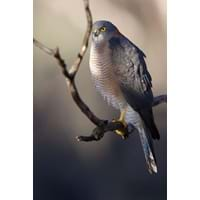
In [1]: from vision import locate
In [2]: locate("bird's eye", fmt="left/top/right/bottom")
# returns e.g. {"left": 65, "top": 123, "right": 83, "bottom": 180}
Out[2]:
{"left": 100, "top": 26, "right": 106, "bottom": 32}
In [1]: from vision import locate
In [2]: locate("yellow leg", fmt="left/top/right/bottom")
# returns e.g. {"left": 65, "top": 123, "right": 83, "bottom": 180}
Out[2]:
{"left": 113, "top": 108, "right": 127, "bottom": 139}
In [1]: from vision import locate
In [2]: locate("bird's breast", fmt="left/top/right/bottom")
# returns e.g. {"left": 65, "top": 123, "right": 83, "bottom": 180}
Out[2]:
{"left": 89, "top": 44, "right": 126, "bottom": 109}
{"left": 89, "top": 45, "right": 112, "bottom": 80}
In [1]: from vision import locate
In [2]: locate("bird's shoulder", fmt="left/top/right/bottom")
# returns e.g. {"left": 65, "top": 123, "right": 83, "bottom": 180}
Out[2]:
{"left": 108, "top": 35, "right": 146, "bottom": 60}
{"left": 108, "top": 34, "right": 153, "bottom": 95}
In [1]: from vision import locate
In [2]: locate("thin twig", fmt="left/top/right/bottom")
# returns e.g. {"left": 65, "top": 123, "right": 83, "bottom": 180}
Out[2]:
{"left": 33, "top": 38, "right": 55, "bottom": 56}
{"left": 153, "top": 95, "right": 167, "bottom": 106}
{"left": 33, "top": 0, "right": 167, "bottom": 142}
{"left": 69, "top": 0, "right": 93, "bottom": 77}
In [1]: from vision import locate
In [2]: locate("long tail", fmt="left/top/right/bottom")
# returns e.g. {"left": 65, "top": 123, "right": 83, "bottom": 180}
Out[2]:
{"left": 138, "top": 126, "right": 157, "bottom": 174}
{"left": 125, "top": 106, "right": 158, "bottom": 174}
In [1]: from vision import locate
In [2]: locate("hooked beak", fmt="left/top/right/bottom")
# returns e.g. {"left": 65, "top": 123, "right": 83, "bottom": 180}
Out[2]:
{"left": 93, "top": 29, "right": 100, "bottom": 37}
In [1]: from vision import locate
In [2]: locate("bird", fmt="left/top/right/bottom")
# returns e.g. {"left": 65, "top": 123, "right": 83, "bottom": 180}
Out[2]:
{"left": 89, "top": 20, "right": 160, "bottom": 174}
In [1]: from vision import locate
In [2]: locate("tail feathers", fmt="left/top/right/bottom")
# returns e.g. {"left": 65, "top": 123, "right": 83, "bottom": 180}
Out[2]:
{"left": 138, "top": 126, "right": 158, "bottom": 174}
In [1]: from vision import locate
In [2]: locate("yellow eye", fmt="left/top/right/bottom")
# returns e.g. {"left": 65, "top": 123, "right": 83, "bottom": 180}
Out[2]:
{"left": 100, "top": 26, "right": 106, "bottom": 32}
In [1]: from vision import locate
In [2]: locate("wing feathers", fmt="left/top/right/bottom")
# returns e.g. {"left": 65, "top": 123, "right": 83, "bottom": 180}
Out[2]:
{"left": 110, "top": 35, "right": 160, "bottom": 140}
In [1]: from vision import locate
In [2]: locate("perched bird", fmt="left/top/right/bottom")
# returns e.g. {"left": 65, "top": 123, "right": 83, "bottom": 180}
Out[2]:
{"left": 89, "top": 20, "right": 160, "bottom": 174}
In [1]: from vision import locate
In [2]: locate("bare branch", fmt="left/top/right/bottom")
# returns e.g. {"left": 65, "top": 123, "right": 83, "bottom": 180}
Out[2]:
{"left": 69, "top": 0, "right": 93, "bottom": 77}
{"left": 153, "top": 95, "right": 167, "bottom": 106}
{"left": 33, "top": 0, "right": 105, "bottom": 128}
{"left": 66, "top": 79, "right": 105, "bottom": 126}
{"left": 33, "top": 38, "right": 55, "bottom": 56}
{"left": 33, "top": 0, "right": 167, "bottom": 142}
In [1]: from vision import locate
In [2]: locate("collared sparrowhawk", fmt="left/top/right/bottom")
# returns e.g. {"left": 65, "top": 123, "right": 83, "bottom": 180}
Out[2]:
{"left": 89, "top": 20, "right": 160, "bottom": 174}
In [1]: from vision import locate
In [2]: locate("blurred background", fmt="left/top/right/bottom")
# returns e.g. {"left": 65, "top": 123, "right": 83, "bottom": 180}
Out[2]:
{"left": 33, "top": 0, "right": 166, "bottom": 200}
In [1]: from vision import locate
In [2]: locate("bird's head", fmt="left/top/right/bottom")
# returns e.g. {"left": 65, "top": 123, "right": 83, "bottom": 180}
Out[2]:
{"left": 92, "top": 20, "right": 120, "bottom": 46}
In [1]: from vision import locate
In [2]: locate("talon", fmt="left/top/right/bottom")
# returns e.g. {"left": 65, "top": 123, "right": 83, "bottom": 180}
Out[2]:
{"left": 112, "top": 109, "right": 128, "bottom": 139}
{"left": 114, "top": 127, "right": 127, "bottom": 139}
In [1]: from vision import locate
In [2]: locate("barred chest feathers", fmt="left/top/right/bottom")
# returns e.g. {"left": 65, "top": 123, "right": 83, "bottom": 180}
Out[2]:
{"left": 89, "top": 43, "right": 126, "bottom": 110}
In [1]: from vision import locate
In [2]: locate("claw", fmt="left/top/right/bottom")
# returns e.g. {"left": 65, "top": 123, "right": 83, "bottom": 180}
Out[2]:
{"left": 112, "top": 109, "right": 128, "bottom": 139}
